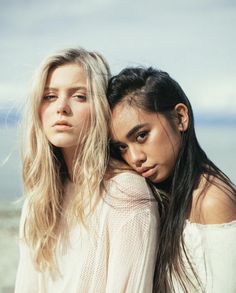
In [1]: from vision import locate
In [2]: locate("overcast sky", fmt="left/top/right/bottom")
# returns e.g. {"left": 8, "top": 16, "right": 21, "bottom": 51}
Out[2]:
{"left": 1, "top": 0, "right": 236, "bottom": 115}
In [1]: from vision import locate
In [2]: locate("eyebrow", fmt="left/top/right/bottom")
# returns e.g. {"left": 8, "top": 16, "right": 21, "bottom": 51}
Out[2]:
{"left": 111, "top": 123, "right": 149, "bottom": 144}
{"left": 44, "top": 86, "right": 87, "bottom": 92}
{"left": 126, "top": 123, "right": 149, "bottom": 139}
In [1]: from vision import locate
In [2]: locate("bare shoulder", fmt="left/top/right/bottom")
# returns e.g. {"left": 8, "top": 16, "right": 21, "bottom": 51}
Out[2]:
{"left": 189, "top": 176, "right": 236, "bottom": 224}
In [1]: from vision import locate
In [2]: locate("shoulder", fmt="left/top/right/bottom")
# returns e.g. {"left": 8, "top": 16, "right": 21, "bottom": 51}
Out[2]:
{"left": 190, "top": 176, "right": 236, "bottom": 224}
{"left": 109, "top": 171, "right": 147, "bottom": 186}
{"left": 105, "top": 171, "right": 153, "bottom": 200}
{"left": 102, "top": 172, "right": 159, "bottom": 222}
{"left": 102, "top": 172, "right": 160, "bottom": 239}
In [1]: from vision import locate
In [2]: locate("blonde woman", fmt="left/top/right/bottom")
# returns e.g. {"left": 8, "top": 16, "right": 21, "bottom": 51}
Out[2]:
{"left": 14, "top": 48, "right": 160, "bottom": 293}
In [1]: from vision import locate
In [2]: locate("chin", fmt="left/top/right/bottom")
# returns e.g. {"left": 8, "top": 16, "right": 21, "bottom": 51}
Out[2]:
{"left": 149, "top": 173, "right": 168, "bottom": 184}
{"left": 147, "top": 175, "right": 159, "bottom": 184}
{"left": 50, "top": 140, "right": 77, "bottom": 149}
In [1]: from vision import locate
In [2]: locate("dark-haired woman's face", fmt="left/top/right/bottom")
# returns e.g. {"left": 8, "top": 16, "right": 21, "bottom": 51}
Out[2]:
{"left": 110, "top": 103, "right": 182, "bottom": 183}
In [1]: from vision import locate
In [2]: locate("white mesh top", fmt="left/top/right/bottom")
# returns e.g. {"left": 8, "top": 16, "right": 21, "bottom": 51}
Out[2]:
{"left": 172, "top": 219, "right": 236, "bottom": 293}
{"left": 14, "top": 172, "right": 160, "bottom": 293}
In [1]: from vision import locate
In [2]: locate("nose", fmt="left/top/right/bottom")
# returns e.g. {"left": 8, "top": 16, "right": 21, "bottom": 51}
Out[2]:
{"left": 129, "top": 146, "right": 146, "bottom": 167}
{"left": 57, "top": 97, "right": 71, "bottom": 115}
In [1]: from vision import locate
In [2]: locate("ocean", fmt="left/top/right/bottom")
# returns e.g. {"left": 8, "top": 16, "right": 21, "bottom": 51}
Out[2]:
{"left": 0, "top": 125, "right": 235, "bottom": 292}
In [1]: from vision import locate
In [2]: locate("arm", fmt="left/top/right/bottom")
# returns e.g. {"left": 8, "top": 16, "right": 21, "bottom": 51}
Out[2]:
{"left": 14, "top": 200, "right": 39, "bottom": 293}
{"left": 105, "top": 173, "right": 160, "bottom": 293}
{"left": 203, "top": 222, "right": 236, "bottom": 293}
{"left": 106, "top": 211, "right": 158, "bottom": 293}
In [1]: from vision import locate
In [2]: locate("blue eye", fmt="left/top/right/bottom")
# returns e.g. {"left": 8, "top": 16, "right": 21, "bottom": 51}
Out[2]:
{"left": 43, "top": 95, "right": 57, "bottom": 101}
{"left": 73, "top": 95, "right": 87, "bottom": 101}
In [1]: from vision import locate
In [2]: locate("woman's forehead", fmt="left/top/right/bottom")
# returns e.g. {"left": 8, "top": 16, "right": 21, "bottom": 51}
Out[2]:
{"left": 111, "top": 104, "right": 159, "bottom": 140}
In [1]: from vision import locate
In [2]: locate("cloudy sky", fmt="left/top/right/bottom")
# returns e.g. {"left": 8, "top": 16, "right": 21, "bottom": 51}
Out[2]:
{"left": 1, "top": 0, "right": 236, "bottom": 115}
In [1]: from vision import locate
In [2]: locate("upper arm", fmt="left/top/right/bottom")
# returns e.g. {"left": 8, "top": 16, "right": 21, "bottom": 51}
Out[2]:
{"left": 106, "top": 210, "right": 159, "bottom": 293}
{"left": 190, "top": 180, "right": 236, "bottom": 224}
{"left": 105, "top": 172, "right": 160, "bottom": 292}
{"left": 204, "top": 224, "right": 236, "bottom": 292}
{"left": 14, "top": 200, "right": 39, "bottom": 292}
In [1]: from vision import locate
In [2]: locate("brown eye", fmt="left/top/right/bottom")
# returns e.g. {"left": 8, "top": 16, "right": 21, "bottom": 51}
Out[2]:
{"left": 117, "top": 144, "right": 127, "bottom": 153}
{"left": 136, "top": 131, "right": 148, "bottom": 143}
{"left": 110, "top": 142, "right": 127, "bottom": 156}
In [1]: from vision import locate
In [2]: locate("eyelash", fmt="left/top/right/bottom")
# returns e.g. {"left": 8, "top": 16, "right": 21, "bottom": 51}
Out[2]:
{"left": 136, "top": 131, "right": 148, "bottom": 143}
{"left": 113, "top": 131, "right": 148, "bottom": 155}
{"left": 43, "top": 95, "right": 57, "bottom": 101}
{"left": 117, "top": 144, "right": 127, "bottom": 153}
{"left": 72, "top": 95, "right": 87, "bottom": 101}
{"left": 42, "top": 94, "right": 87, "bottom": 101}
{"left": 111, "top": 143, "right": 127, "bottom": 155}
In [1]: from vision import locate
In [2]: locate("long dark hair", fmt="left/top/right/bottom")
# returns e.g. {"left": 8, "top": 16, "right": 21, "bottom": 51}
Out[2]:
{"left": 107, "top": 67, "right": 236, "bottom": 292}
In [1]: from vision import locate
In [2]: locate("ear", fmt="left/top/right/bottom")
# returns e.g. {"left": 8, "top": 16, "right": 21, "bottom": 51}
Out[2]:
{"left": 174, "top": 103, "right": 189, "bottom": 131}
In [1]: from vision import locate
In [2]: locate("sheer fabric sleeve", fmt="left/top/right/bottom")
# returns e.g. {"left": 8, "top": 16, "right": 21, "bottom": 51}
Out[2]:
{"left": 14, "top": 199, "right": 39, "bottom": 293}
{"left": 202, "top": 221, "right": 236, "bottom": 293}
{"left": 181, "top": 220, "right": 236, "bottom": 293}
{"left": 104, "top": 172, "right": 160, "bottom": 293}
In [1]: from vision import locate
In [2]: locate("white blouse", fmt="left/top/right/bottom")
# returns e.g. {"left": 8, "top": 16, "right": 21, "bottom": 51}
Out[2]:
{"left": 172, "top": 220, "right": 236, "bottom": 293}
{"left": 14, "top": 172, "right": 160, "bottom": 293}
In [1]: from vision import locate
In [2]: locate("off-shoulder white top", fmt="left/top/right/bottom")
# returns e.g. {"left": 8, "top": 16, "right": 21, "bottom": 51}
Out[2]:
{"left": 14, "top": 172, "right": 159, "bottom": 293}
{"left": 172, "top": 220, "right": 236, "bottom": 293}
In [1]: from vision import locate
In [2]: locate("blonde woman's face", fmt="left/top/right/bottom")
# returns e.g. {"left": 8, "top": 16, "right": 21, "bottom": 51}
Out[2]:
{"left": 40, "top": 64, "right": 90, "bottom": 151}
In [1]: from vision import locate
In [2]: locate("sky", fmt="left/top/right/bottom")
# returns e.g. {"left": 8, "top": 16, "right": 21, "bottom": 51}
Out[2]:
{"left": 1, "top": 0, "right": 236, "bottom": 116}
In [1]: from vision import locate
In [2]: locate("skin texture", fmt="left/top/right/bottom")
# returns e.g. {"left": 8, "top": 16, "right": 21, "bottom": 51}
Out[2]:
{"left": 40, "top": 64, "right": 90, "bottom": 171}
{"left": 111, "top": 103, "right": 183, "bottom": 183}
{"left": 111, "top": 102, "right": 236, "bottom": 224}
{"left": 190, "top": 176, "right": 236, "bottom": 223}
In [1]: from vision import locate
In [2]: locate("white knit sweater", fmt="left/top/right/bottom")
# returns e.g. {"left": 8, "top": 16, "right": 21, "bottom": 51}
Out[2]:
{"left": 14, "top": 172, "right": 160, "bottom": 293}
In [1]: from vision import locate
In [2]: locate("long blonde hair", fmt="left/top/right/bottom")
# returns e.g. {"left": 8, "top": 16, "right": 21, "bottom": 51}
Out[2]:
{"left": 21, "top": 47, "right": 111, "bottom": 271}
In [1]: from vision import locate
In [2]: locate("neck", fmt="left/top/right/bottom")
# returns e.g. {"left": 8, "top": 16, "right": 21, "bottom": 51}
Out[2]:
{"left": 155, "top": 176, "right": 173, "bottom": 194}
{"left": 62, "top": 147, "right": 77, "bottom": 181}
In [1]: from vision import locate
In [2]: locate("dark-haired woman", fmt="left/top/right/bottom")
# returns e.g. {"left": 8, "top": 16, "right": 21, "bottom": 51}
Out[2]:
{"left": 107, "top": 67, "right": 236, "bottom": 293}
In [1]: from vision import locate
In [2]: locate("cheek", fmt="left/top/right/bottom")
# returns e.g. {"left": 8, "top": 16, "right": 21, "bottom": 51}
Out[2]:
{"left": 149, "top": 128, "right": 181, "bottom": 160}
{"left": 82, "top": 108, "right": 91, "bottom": 121}
{"left": 162, "top": 133, "right": 181, "bottom": 164}
{"left": 76, "top": 107, "right": 91, "bottom": 128}
{"left": 122, "top": 153, "right": 130, "bottom": 164}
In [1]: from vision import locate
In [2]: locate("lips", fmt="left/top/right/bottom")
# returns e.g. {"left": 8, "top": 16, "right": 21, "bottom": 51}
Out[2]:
{"left": 54, "top": 120, "right": 72, "bottom": 126}
{"left": 53, "top": 120, "right": 72, "bottom": 130}
{"left": 139, "top": 165, "right": 158, "bottom": 178}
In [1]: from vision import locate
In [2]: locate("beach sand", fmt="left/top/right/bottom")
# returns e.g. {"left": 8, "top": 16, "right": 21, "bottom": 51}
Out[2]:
{"left": 0, "top": 203, "right": 20, "bottom": 293}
